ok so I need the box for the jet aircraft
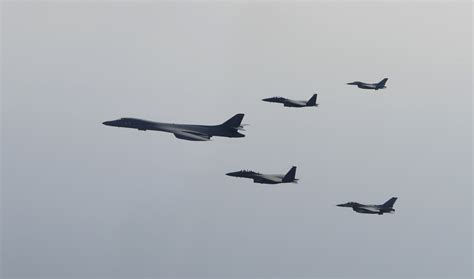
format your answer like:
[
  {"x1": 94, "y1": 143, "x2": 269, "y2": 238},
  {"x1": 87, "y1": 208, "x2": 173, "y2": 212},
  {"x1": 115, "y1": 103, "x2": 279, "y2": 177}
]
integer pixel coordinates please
[
  {"x1": 347, "y1": 78, "x2": 388, "y2": 90},
  {"x1": 262, "y1": 94, "x2": 318, "y2": 108},
  {"x1": 226, "y1": 166, "x2": 298, "y2": 184},
  {"x1": 103, "y1": 114, "x2": 246, "y2": 141},
  {"x1": 337, "y1": 197, "x2": 398, "y2": 215}
]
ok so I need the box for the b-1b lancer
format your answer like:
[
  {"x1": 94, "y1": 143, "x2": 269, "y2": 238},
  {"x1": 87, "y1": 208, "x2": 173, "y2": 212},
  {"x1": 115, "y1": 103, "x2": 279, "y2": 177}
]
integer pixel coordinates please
[
  {"x1": 226, "y1": 166, "x2": 298, "y2": 184},
  {"x1": 337, "y1": 197, "x2": 398, "y2": 215},
  {"x1": 103, "y1": 114, "x2": 246, "y2": 141},
  {"x1": 262, "y1": 94, "x2": 318, "y2": 108},
  {"x1": 347, "y1": 78, "x2": 388, "y2": 90}
]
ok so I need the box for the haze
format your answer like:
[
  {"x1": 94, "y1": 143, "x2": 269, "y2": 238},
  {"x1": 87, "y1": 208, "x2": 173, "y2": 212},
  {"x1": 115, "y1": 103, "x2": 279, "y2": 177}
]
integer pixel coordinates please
[{"x1": 1, "y1": 1, "x2": 472, "y2": 278}]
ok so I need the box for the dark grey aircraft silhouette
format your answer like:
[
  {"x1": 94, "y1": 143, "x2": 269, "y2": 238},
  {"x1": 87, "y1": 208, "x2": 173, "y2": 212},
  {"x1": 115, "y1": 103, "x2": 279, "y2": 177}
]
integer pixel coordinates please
[
  {"x1": 262, "y1": 94, "x2": 318, "y2": 107},
  {"x1": 337, "y1": 197, "x2": 398, "y2": 215},
  {"x1": 226, "y1": 166, "x2": 298, "y2": 184},
  {"x1": 347, "y1": 78, "x2": 388, "y2": 90},
  {"x1": 103, "y1": 114, "x2": 246, "y2": 141}
]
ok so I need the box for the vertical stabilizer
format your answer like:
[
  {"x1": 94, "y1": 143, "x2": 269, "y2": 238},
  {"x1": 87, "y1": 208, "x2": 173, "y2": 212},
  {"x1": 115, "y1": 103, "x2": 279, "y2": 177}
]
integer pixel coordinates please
[
  {"x1": 282, "y1": 166, "x2": 297, "y2": 182},
  {"x1": 382, "y1": 197, "x2": 397, "y2": 208},
  {"x1": 306, "y1": 94, "x2": 318, "y2": 106},
  {"x1": 220, "y1": 114, "x2": 244, "y2": 128},
  {"x1": 376, "y1": 78, "x2": 388, "y2": 89}
]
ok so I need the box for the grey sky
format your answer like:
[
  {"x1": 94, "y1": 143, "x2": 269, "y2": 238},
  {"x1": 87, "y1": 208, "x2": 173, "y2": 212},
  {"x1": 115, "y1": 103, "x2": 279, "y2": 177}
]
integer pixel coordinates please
[{"x1": 1, "y1": 1, "x2": 472, "y2": 278}]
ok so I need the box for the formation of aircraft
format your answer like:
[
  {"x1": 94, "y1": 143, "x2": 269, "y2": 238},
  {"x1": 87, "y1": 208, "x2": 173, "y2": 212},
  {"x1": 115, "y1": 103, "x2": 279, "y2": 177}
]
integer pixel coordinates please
[
  {"x1": 103, "y1": 78, "x2": 397, "y2": 215},
  {"x1": 226, "y1": 166, "x2": 298, "y2": 184},
  {"x1": 337, "y1": 197, "x2": 398, "y2": 215},
  {"x1": 347, "y1": 78, "x2": 388, "y2": 90},
  {"x1": 262, "y1": 94, "x2": 318, "y2": 108},
  {"x1": 103, "y1": 113, "x2": 246, "y2": 141}
]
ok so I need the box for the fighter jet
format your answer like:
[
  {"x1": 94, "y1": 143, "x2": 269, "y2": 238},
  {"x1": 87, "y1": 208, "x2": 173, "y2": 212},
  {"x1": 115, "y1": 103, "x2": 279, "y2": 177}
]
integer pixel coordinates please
[
  {"x1": 337, "y1": 197, "x2": 398, "y2": 215},
  {"x1": 262, "y1": 94, "x2": 318, "y2": 108},
  {"x1": 226, "y1": 166, "x2": 298, "y2": 184},
  {"x1": 102, "y1": 113, "x2": 246, "y2": 141},
  {"x1": 347, "y1": 78, "x2": 388, "y2": 90}
]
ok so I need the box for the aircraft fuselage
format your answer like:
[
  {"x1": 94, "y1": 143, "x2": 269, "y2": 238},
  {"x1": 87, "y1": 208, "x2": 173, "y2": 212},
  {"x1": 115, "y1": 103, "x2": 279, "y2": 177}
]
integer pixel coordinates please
[
  {"x1": 226, "y1": 167, "x2": 298, "y2": 184},
  {"x1": 262, "y1": 94, "x2": 318, "y2": 108},
  {"x1": 337, "y1": 198, "x2": 397, "y2": 215},
  {"x1": 103, "y1": 115, "x2": 245, "y2": 141},
  {"x1": 347, "y1": 78, "x2": 388, "y2": 90}
]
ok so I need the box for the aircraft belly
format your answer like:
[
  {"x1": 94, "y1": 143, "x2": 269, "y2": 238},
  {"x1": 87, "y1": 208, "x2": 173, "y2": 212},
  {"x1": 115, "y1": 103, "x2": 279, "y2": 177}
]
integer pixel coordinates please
[
  {"x1": 353, "y1": 207, "x2": 379, "y2": 214},
  {"x1": 253, "y1": 176, "x2": 281, "y2": 184},
  {"x1": 358, "y1": 85, "x2": 375, "y2": 90},
  {"x1": 173, "y1": 131, "x2": 210, "y2": 141},
  {"x1": 254, "y1": 180, "x2": 279, "y2": 184},
  {"x1": 284, "y1": 101, "x2": 306, "y2": 107}
]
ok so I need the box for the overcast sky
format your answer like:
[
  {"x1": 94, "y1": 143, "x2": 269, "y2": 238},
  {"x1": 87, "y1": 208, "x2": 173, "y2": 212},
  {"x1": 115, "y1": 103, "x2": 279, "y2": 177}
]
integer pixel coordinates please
[{"x1": 1, "y1": 1, "x2": 472, "y2": 278}]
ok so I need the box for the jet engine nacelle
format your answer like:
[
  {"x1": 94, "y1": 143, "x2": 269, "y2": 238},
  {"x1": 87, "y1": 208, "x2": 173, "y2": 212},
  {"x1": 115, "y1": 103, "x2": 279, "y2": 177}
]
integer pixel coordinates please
[
  {"x1": 253, "y1": 178, "x2": 265, "y2": 184},
  {"x1": 173, "y1": 132, "x2": 210, "y2": 141}
]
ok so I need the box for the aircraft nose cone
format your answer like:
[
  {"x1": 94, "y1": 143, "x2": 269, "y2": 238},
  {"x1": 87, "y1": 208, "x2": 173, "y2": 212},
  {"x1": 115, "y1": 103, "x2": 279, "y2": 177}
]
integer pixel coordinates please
[
  {"x1": 262, "y1": 98, "x2": 271, "y2": 102},
  {"x1": 336, "y1": 203, "x2": 347, "y2": 207},
  {"x1": 226, "y1": 172, "x2": 238, "y2": 177},
  {"x1": 102, "y1": 121, "x2": 112, "y2": 126}
]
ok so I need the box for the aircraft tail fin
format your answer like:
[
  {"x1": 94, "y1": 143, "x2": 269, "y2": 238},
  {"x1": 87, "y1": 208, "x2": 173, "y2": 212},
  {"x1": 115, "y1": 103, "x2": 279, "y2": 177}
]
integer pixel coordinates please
[
  {"x1": 382, "y1": 197, "x2": 397, "y2": 208},
  {"x1": 282, "y1": 166, "x2": 297, "y2": 183},
  {"x1": 220, "y1": 113, "x2": 244, "y2": 128},
  {"x1": 376, "y1": 78, "x2": 388, "y2": 89},
  {"x1": 306, "y1": 94, "x2": 318, "y2": 106}
]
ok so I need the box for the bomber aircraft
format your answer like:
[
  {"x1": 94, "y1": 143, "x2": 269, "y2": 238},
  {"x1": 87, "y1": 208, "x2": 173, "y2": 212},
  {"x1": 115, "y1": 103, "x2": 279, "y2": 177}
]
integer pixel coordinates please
[
  {"x1": 337, "y1": 197, "x2": 398, "y2": 215},
  {"x1": 103, "y1": 114, "x2": 246, "y2": 141},
  {"x1": 347, "y1": 78, "x2": 388, "y2": 90},
  {"x1": 262, "y1": 94, "x2": 318, "y2": 108},
  {"x1": 226, "y1": 166, "x2": 298, "y2": 184}
]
